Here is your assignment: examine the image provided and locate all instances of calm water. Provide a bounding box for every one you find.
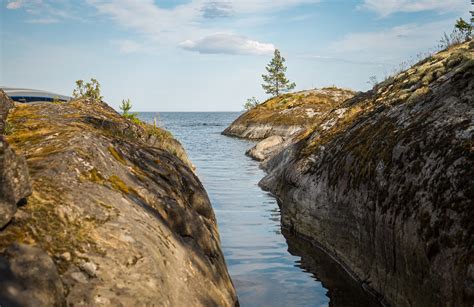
[138,112,380,307]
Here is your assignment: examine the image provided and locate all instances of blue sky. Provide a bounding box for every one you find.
[0,0,471,111]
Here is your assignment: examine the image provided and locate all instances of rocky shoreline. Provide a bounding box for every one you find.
[225,41,474,306]
[0,91,238,306]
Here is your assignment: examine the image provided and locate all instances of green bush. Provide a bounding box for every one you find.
[72,78,103,102]
[243,97,260,111]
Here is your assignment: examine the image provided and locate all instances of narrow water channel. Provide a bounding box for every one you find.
[138,112,380,307]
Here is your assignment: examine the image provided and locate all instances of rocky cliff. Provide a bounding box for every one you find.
[260,41,474,306]
[0,93,238,306]
[223,87,355,140]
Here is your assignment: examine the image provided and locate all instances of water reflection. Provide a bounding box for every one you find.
[283,229,381,307]
[138,112,381,307]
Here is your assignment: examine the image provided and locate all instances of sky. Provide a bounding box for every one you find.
[0,0,471,111]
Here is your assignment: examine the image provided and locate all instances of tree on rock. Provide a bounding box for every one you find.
[261,49,296,97]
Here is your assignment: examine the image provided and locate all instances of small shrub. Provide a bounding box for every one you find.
[367,75,378,88]
[72,78,103,102]
[120,99,140,124]
[120,99,132,114]
[438,18,472,50]
[243,97,260,111]
[455,18,472,42]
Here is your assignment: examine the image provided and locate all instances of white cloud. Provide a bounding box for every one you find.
[6,1,23,9]
[86,0,317,53]
[5,0,318,54]
[321,19,455,74]
[179,33,275,55]
[360,0,469,17]
[5,0,83,22]
[330,20,452,54]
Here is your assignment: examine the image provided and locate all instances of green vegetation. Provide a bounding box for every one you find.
[455,18,472,41]
[439,18,473,49]
[72,78,103,102]
[243,97,260,110]
[120,98,141,124]
[3,121,14,135]
[262,49,296,97]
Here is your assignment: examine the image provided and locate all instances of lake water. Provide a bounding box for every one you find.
[138,112,380,307]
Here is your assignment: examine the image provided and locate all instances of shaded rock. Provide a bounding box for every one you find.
[260,41,474,306]
[0,138,32,228]
[1,98,238,306]
[246,135,284,161]
[0,243,65,306]
[0,90,14,134]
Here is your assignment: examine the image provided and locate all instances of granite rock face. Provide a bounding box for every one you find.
[0,138,32,229]
[0,243,65,306]
[0,90,14,134]
[223,87,355,140]
[0,97,238,306]
[0,91,32,229]
[246,135,284,161]
[260,41,474,306]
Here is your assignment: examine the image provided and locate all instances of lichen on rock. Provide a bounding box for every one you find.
[223,87,356,140]
[0,94,238,306]
[259,40,474,306]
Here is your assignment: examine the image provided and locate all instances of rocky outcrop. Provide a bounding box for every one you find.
[0,90,14,133]
[0,138,32,229]
[246,135,284,161]
[223,87,355,139]
[0,96,238,306]
[0,92,31,229]
[260,41,474,306]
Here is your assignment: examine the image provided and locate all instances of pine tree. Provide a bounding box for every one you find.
[261,49,296,97]
[455,18,472,41]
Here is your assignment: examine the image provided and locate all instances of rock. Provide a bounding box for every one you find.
[0,137,32,228]
[223,87,355,139]
[0,89,14,133]
[0,243,65,306]
[60,252,72,261]
[246,135,284,161]
[1,98,238,306]
[70,272,89,284]
[260,41,474,306]
[80,261,97,277]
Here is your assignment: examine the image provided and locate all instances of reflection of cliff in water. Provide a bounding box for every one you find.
[283,229,382,307]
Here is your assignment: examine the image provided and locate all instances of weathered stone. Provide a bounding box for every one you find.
[0,243,65,306]
[246,135,284,161]
[0,137,32,228]
[1,98,238,306]
[223,87,355,139]
[0,89,14,134]
[80,261,97,277]
[260,41,474,306]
